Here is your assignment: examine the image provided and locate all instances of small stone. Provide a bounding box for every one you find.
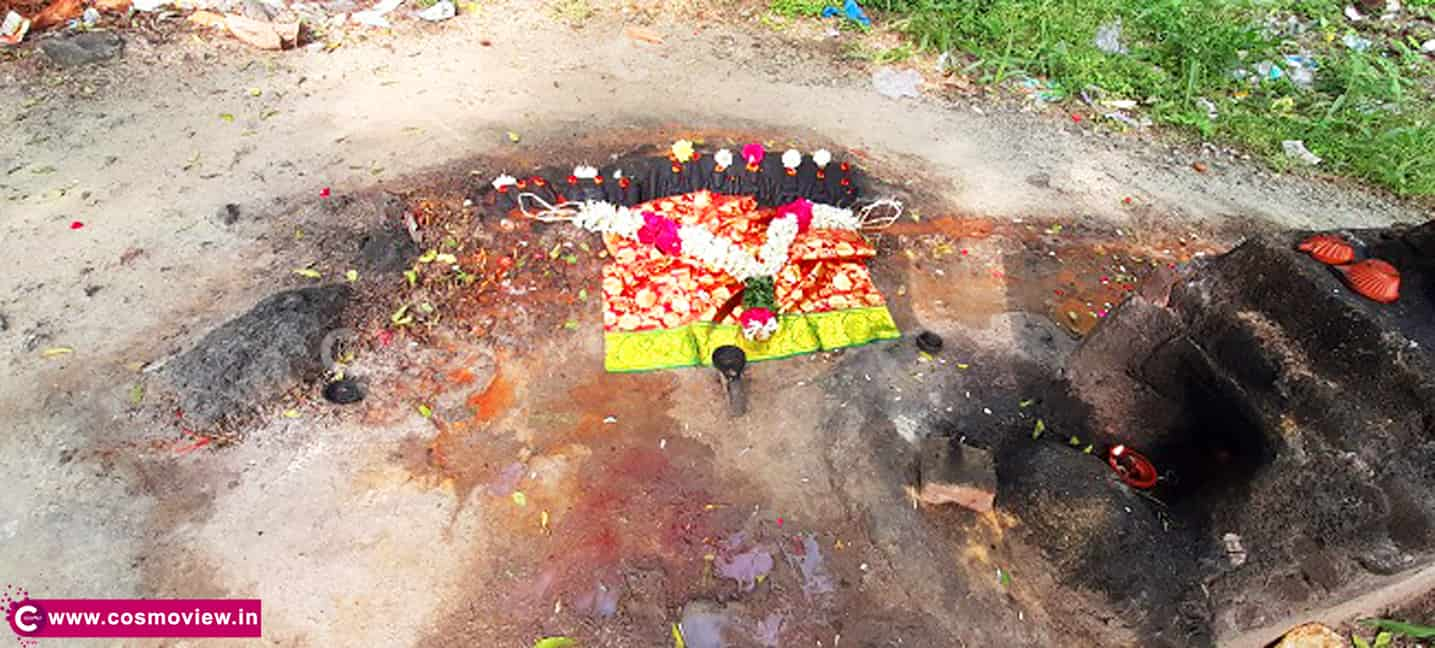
[40,31,124,67]
[908,436,997,512]
[915,330,944,355]
[322,378,364,404]
[1025,173,1052,188]
[1192,161,1209,173]
[215,203,241,226]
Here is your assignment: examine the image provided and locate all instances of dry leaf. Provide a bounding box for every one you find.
[624,25,665,45]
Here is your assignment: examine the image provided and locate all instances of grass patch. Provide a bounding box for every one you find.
[853,0,1435,197]
[549,0,594,25]
[769,0,833,17]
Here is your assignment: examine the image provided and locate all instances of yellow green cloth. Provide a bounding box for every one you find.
[604,305,901,373]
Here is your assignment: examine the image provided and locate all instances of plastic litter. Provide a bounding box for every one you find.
[820,0,870,28]
[416,0,453,21]
[1196,97,1219,120]
[1341,33,1372,52]
[1283,54,1316,87]
[872,67,921,99]
[1420,39,1434,54]
[1282,140,1323,166]
[1094,19,1127,55]
[352,0,402,27]
[1,10,30,45]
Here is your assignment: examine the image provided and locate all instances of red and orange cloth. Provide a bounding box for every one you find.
[600,191,899,372]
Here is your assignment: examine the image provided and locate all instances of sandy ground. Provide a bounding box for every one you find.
[2,3,1432,647]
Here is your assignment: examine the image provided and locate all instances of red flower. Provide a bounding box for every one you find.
[739,307,774,328]
[320,187,331,198]
[69,221,85,230]
[741,143,765,166]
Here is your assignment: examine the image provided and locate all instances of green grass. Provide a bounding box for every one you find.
[835,0,1435,197]
[769,0,833,17]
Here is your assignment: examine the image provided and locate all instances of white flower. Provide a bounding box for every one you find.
[812,149,831,168]
[811,204,860,230]
[743,315,780,341]
[714,149,734,169]
[573,165,598,179]
[492,174,517,190]
[781,149,802,169]
[613,169,623,179]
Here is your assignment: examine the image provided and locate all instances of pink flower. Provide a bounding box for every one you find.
[741,143,765,166]
[638,211,682,254]
[781,198,813,232]
[739,307,774,328]
[637,210,663,244]
[655,228,682,255]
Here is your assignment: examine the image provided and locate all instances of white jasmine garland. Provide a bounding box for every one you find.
[714,149,734,169]
[492,174,517,190]
[811,203,860,230]
[781,149,802,169]
[812,149,831,168]
[573,165,598,179]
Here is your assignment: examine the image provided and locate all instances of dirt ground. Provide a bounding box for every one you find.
[2,3,1432,647]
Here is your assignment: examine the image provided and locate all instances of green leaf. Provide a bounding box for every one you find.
[578,288,588,302]
[512,491,527,506]
[418,249,438,263]
[293,268,322,279]
[507,131,521,143]
[1067,435,1081,447]
[247,87,262,97]
[435,253,458,265]
[562,254,578,265]
[41,347,74,358]
[1353,635,1372,648]
[1373,631,1393,648]
[345,270,359,282]
[548,243,562,259]
[1018,399,1034,408]
[533,639,575,648]
[562,319,578,330]
[129,384,145,406]
[1361,619,1435,639]
[1032,419,1046,439]
[671,624,685,648]
[404,269,418,287]
[417,403,432,418]
[219,113,235,122]
[391,304,413,326]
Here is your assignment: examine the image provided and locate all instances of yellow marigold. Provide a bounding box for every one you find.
[671,139,695,163]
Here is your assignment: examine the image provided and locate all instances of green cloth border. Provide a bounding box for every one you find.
[604,305,901,373]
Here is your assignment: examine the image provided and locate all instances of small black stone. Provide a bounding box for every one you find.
[915,331,944,354]
[217,203,241,226]
[323,378,364,404]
